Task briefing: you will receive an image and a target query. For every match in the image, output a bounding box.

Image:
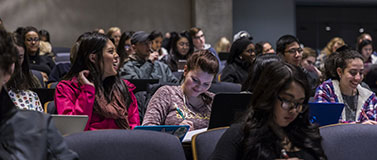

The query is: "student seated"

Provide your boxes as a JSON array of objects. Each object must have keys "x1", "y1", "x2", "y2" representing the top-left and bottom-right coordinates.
[
  {"x1": 55, "y1": 33, "x2": 139, "y2": 130},
  {"x1": 0, "y1": 27, "x2": 77, "y2": 159},
  {"x1": 210, "y1": 62, "x2": 327, "y2": 160},
  {"x1": 142, "y1": 50, "x2": 219, "y2": 130},
  {"x1": 314, "y1": 47, "x2": 377, "y2": 124},
  {"x1": 119, "y1": 31, "x2": 178, "y2": 83},
  {"x1": 6, "y1": 35, "x2": 43, "y2": 111},
  {"x1": 221, "y1": 37, "x2": 255, "y2": 84}
]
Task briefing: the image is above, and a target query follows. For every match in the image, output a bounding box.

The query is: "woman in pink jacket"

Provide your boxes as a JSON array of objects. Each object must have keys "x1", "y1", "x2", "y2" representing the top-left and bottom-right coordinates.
[{"x1": 55, "y1": 33, "x2": 139, "y2": 130}]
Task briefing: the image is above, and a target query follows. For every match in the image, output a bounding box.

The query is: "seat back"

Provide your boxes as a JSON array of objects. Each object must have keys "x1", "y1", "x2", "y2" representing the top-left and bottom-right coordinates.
[
  {"x1": 320, "y1": 124, "x2": 377, "y2": 160},
  {"x1": 31, "y1": 88, "x2": 55, "y2": 106},
  {"x1": 31, "y1": 69, "x2": 45, "y2": 88},
  {"x1": 208, "y1": 81, "x2": 241, "y2": 94},
  {"x1": 44, "y1": 101, "x2": 57, "y2": 114},
  {"x1": 65, "y1": 129, "x2": 186, "y2": 160},
  {"x1": 192, "y1": 127, "x2": 228, "y2": 160},
  {"x1": 47, "y1": 82, "x2": 59, "y2": 89}
]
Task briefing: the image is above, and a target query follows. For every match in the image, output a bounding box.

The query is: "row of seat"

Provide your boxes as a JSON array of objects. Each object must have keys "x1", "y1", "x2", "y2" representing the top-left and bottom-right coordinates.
[{"x1": 63, "y1": 123, "x2": 377, "y2": 160}]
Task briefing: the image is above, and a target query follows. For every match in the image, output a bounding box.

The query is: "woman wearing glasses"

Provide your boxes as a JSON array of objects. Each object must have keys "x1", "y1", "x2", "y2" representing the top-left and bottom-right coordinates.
[
  {"x1": 220, "y1": 37, "x2": 255, "y2": 84},
  {"x1": 315, "y1": 47, "x2": 377, "y2": 124},
  {"x1": 211, "y1": 61, "x2": 327, "y2": 160},
  {"x1": 22, "y1": 26, "x2": 55, "y2": 83}
]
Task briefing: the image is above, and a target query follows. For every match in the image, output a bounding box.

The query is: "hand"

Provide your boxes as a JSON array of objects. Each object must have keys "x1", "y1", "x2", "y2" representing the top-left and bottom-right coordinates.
[
  {"x1": 361, "y1": 120, "x2": 377, "y2": 125},
  {"x1": 41, "y1": 72, "x2": 49, "y2": 83},
  {"x1": 148, "y1": 51, "x2": 159, "y2": 63},
  {"x1": 78, "y1": 70, "x2": 94, "y2": 87},
  {"x1": 179, "y1": 120, "x2": 194, "y2": 131}
]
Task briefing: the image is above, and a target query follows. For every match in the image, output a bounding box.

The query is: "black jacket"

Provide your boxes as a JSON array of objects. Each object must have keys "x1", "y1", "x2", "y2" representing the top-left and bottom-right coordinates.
[
  {"x1": 221, "y1": 58, "x2": 251, "y2": 84},
  {"x1": 0, "y1": 88, "x2": 78, "y2": 160}
]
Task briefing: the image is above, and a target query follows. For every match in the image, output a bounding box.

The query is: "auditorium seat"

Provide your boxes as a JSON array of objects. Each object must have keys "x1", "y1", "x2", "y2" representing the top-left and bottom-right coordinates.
[
  {"x1": 191, "y1": 127, "x2": 228, "y2": 160},
  {"x1": 320, "y1": 123, "x2": 377, "y2": 160},
  {"x1": 65, "y1": 129, "x2": 186, "y2": 160}
]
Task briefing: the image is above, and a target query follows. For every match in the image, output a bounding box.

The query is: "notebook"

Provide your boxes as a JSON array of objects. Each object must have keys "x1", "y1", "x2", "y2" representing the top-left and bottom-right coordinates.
[
  {"x1": 134, "y1": 125, "x2": 190, "y2": 141},
  {"x1": 51, "y1": 114, "x2": 88, "y2": 136},
  {"x1": 309, "y1": 102, "x2": 345, "y2": 126},
  {"x1": 208, "y1": 93, "x2": 253, "y2": 129}
]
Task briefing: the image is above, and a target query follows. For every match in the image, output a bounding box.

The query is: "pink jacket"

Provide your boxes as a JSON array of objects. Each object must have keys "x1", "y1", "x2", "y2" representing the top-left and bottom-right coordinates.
[{"x1": 55, "y1": 77, "x2": 140, "y2": 130}]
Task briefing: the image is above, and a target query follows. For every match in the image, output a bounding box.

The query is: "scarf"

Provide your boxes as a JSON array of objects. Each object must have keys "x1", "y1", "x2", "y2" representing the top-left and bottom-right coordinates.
[{"x1": 93, "y1": 85, "x2": 130, "y2": 129}]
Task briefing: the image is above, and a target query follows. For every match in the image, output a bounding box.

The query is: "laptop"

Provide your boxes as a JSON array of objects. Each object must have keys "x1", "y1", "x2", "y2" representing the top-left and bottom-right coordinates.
[
  {"x1": 309, "y1": 102, "x2": 345, "y2": 126},
  {"x1": 51, "y1": 114, "x2": 88, "y2": 136},
  {"x1": 208, "y1": 93, "x2": 253, "y2": 129},
  {"x1": 134, "y1": 125, "x2": 190, "y2": 141}
]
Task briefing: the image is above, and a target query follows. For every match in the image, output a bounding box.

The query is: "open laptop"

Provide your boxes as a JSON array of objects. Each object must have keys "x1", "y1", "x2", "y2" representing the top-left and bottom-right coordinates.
[
  {"x1": 134, "y1": 125, "x2": 190, "y2": 141},
  {"x1": 208, "y1": 93, "x2": 253, "y2": 129},
  {"x1": 51, "y1": 114, "x2": 88, "y2": 136},
  {"x1": 309, "y1": 102, "x2": 344, "y2": 126}
]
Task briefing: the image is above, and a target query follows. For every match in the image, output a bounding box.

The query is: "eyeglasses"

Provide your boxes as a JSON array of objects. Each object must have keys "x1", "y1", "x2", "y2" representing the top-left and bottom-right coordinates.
[
  {"x1": 277, "y1": 96, "x2": 305, "y2": 113},
  {"x1": 26, "y1": 38, "x2": 40, "y2": 42},
  {"x1": 178, "y1": 42, "x2": 190, "y2": 47},
  {"x1": 285, "y1": 48, "x2": 303, "y2": 54}
]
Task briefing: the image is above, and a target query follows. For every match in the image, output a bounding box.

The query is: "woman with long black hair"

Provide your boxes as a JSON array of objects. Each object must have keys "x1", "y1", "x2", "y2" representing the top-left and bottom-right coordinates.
[{"x1": 211, "y1": 62, "x2": 327, "y2": 160}]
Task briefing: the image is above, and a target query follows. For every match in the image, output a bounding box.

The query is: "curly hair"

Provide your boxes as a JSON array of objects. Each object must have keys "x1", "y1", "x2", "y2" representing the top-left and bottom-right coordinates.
[
  {"x1": 324, "y1": 46, "x2": 363, "y2": 80},
  {"x1": 241, "y1": 61, "x2": 327, "y2": 160}
]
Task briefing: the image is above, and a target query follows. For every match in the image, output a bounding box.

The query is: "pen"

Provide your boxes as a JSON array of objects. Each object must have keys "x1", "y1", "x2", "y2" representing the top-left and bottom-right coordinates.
[{"x1": 175, "y1": 103, "x2": 185, "y2": 120}]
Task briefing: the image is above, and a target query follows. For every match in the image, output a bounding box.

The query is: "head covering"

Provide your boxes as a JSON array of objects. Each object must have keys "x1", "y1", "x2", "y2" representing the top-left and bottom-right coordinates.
[
  {"x1": 233, "y1": 31, "x2": 250, "y2": 42},
  {"x1": 131, "y1": 31, "x2": 150, "y2": 44}
]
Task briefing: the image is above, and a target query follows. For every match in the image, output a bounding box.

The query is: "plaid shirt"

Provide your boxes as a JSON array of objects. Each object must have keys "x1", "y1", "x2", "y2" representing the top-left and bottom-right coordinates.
[{"x1": 314, "y1": 79, "x2": 377, "y2": 122}]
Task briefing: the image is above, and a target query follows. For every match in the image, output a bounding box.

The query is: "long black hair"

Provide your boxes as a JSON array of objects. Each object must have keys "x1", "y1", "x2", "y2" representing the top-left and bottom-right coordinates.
[
  {"x1": 6, "y1": 32, "x2": 41, "y2": 91},
  {"x1": 170, "y1": 31, "x2": 194, "y2": 59},
  {"x1": 241, "y1": 61, "x2": 327, "y2": 160},
  {"x1": 63, "y1": 33, "x2": 131, "y2": 106}
]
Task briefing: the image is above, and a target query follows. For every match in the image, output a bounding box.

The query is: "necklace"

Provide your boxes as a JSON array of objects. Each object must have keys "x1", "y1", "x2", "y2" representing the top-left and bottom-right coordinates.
[{"x1": 180, "y1": 86, "x2": 210, "y2": 120}]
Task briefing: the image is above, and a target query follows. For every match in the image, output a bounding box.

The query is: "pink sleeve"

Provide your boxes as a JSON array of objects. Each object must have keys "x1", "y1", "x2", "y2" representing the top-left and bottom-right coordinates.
[
  {"x1": 124, "y1": 80, "x2": 140, "y2": 129},
  {"x1": 55, "y1": 80, "x2": 95, "y2": 130},
  {"x1": 127, "y1": 89, "x2": 140, "y2": 129}
]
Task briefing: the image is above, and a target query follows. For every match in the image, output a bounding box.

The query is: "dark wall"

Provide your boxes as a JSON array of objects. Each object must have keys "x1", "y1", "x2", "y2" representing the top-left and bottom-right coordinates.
[
  {"x1": 297, "y1": 5, "x2": 377, "y2": 50},
  {"x1": 233, "y1": 0, "x2": 295, "y2": 47}
]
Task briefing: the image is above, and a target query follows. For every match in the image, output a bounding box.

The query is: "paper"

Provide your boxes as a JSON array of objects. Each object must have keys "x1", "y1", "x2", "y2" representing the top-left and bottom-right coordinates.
[{"x1": 182, "y1": 128, "x2": 208, "y2": 142}]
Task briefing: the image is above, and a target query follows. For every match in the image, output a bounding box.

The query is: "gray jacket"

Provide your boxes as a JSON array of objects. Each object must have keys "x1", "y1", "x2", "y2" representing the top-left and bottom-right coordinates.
[{"x1": 119, "y1": 55, "x2": 178, "y2": 84}]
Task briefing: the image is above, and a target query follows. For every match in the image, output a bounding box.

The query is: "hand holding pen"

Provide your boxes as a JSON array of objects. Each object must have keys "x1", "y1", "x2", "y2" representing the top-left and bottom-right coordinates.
[{"x1": 175, "y1": 103, "x2": 194, "y2": 130}]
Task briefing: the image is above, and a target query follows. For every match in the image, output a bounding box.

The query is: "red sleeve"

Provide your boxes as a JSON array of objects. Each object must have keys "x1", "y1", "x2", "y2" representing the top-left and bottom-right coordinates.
[
  {"x1": 123, "y1": 80, "x2": 140, "y2": 129},
  {"x1": 55, "y1": 79, "x2": 95, "y2": 130}
]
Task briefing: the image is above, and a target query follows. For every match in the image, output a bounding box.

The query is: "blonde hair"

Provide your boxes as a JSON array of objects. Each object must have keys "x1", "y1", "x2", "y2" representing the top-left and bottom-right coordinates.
[
  {"x1": 39, "y1": 41, "x2": 52, "y2": 56},
  {"x1": 302, "y1": 47, "x2": 317, "y2": 59},
  {"x1": 106, "y1": 27, "x2": 121, "y2": 37},
  {"x1": 215, "y1": 37, "x2": 231, "y2": 53},
  {"x1": 321, "y1": 37, "x2": 345, "y2": 56}
]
